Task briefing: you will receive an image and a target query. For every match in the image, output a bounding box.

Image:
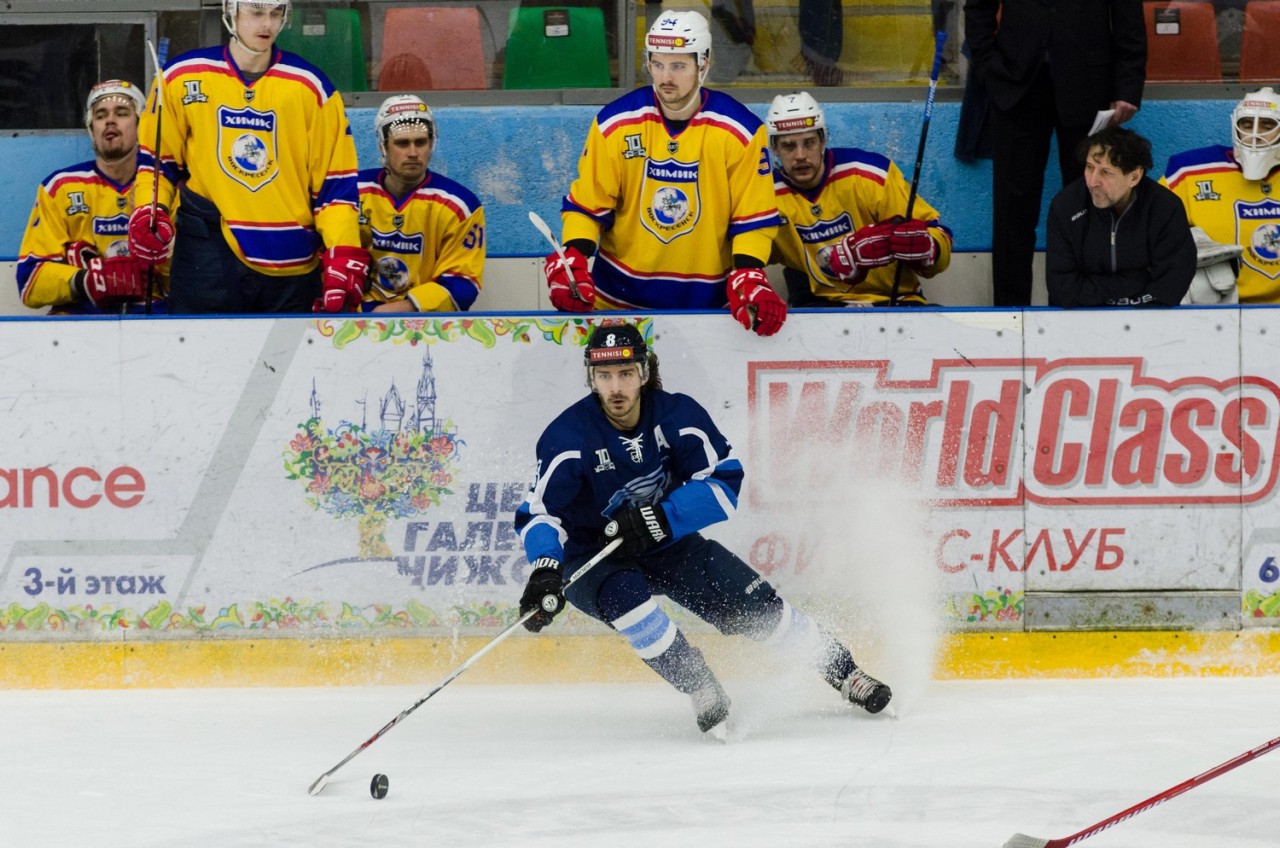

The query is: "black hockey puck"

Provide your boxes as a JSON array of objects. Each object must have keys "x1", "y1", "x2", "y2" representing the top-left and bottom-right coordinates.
[{"x1": 370, "y1": 773, "x2": 389, "y2": 799}]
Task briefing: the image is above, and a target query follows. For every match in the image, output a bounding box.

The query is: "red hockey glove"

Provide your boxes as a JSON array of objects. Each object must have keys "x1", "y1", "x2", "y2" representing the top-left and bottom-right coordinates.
[
  {"x1": 76, "y1": 255, "x2": 147, "y2": 310},
  {"x1": 64, "y1": 240, "x2": 99, "y2": 269},
  {"x1": 833, "y1": 222, "x2": 897, "y2": 279},
  {"x1": 889, "y1": 219, "x2": 938, "y2": 266},
  {"x1": 543, "y1": 246, "x2": 596, "y2": 312},
  {"x1": 313, "y1": 246, "x2": 371, "y2": 313},
  {"x1": 127, "y1": 205, "x2": 175, "y2": 265},
  {"x1": 727, "y1": 268, "x2": 787, "y2": 337}
]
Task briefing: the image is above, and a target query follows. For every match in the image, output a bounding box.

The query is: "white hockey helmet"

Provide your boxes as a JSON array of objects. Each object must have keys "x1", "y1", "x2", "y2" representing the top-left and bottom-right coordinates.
[
  {"x1": 1232, "y1": 87, "x2": 1280, "y2": 181},
  {"x1": 84, "y1": 79, "x2": 145, "y2": 129},
  {"x1": 375, "y1": 94, "x2": 436, "y2": 161},
  {"x1": 222, "y1": 1, "x2": 291, "y2": 48},
  {"x1": 646, "y1": 10, "x2": 712, "y2": 63},
  {"x1": 766, "y1": 92, "x2": 827, "y2": 143}
]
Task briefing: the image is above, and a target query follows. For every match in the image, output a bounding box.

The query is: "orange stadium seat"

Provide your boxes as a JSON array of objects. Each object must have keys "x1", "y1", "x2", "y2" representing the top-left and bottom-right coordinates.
[
  {"x1": 1143, "y1": 2, "x2": 1221, "y2": 82},
  {"x1": 377, "y1": 7, "x2": 487, "y2": 91},
  {"x1": 1241, "y1": 2, "x2": 1280, "y2": 82}
]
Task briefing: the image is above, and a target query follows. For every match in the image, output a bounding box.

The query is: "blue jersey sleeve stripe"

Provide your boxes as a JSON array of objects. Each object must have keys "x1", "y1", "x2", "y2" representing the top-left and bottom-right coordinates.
[{"x1": 437, "y1": 274, "x2": 480, "y2": 310}]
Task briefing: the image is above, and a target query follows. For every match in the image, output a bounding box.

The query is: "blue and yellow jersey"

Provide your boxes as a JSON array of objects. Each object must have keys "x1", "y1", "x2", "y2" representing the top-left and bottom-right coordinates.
[
  {"x1": 1161, "y1": 145, "x2": 1280, "y2": 303},
  {"x1": 135, "y1": 45, "x2": 361, "y2": 277},
  {"x1": 16, "y1": 151, "x2": 168, "y2": 314},
  {"x1": 771, "y1": 148, "x2": 952, "y2": 305},
  {"x1": 357, "y1": 168, "x2": 485, "y2": 311},
  {"x1": 562, "y1": 87, "x2": 781, "y2": 310}
]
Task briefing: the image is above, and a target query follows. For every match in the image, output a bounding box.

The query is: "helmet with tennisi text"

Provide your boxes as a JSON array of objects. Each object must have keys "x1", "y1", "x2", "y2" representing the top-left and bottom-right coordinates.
[
  {"x1": 375, "y1": 94, "x2": 436, "y2": 162},
  {"x1": 584, "y1": 322, "x2": 650, "y2": 387},
  {"x1": 1233, "y1": 87, "x2": 1280, "y2": 181},
  {"x1": 646, "y1": 10, "x2": 712, "y2": 63},
  {"x1": 84, "y1": 79, "x2": 145, "y2": 130},
  {"x1": 766, "y1": 92, "x2": 827, "y2": 142}
]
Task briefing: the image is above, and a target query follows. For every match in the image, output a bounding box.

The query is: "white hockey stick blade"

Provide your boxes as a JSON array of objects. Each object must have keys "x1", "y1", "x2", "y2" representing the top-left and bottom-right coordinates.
[
  {"x1": 527, "y1": 210, "x2": 566, "y2": 263},
  {"x1": 307, "y1": 773, "x2": 331, "y2": 796},
  {"x1": 1002, "y1": 835, "x2": 1049, "y2": 848}
]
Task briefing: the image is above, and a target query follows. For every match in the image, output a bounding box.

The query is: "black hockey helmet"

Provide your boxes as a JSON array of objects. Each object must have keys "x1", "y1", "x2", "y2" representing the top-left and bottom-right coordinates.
[{"x1": 584, "y1": 322, "x2": 650, "y2": 386}]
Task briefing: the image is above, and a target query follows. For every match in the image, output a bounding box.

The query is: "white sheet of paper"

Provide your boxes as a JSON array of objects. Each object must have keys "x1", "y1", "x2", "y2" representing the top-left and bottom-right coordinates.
[{"x1": 1090, "y1": 109, "x2": 1116, "y2": 134}]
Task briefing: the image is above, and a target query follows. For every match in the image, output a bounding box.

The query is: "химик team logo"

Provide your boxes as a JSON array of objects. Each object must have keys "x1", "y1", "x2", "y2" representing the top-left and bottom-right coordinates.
[
  {"x1": 640, "y1": 158, "x2": 700, "y2": 243},
  {"x1": 217, "y1": 106, "x2": 279, "y2": 191}
]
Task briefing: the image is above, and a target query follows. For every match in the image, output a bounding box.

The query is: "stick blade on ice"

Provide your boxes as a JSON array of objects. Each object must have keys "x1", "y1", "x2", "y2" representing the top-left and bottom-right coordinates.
[
  {"x1": 307, "y1": 773, "x2": 330, "y2": 796},
  {"x1": 1002, "y1": 835, "x2": 1051, "y2": 848}
]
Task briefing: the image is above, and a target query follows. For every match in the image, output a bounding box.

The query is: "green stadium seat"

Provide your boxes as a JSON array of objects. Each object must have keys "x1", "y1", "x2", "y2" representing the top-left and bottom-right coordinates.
[
  {"x1": 502, "y1": 6, "x2": 611, "y2": 90},
  {"x1": 276, "y1": 8, "x2": 368, "y2": 92}
]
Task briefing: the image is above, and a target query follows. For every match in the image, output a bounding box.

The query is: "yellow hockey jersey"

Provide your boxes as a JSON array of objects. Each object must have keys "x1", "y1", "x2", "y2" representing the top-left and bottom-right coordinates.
[
  {"x1": 135, "y1": 45, "x2": 361, "y2": 277},
  {"x1": 771, "y1": 148, "x2": 952, "y2": 306},
  {"x1": 562, "y1": 87, "x2": 781, "y2": 310},
  {"x1": 1161, "y1": 145, "x2": 1280, "y2": 303},
  {"x1": 17, "y1": 151, "x2": 168, "y2": 314},
  {"x1": 358, "y1": 168, "x2": 485, "y2": 311}
]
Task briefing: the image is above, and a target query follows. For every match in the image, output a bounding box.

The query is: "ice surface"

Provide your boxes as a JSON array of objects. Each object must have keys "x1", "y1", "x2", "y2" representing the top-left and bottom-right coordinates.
[{"x1": 5, "y1": 676, "x2": 1279, "y2": 847}]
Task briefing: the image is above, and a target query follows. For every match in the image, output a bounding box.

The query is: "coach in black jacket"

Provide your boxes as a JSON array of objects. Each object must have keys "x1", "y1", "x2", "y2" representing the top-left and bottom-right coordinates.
[
  {"x1": 964, "y1": 0, "x2": 1147, "y2": 306},
  {"x1": 1046, "y1": 127, "x2": 1195, "y2": 308}
]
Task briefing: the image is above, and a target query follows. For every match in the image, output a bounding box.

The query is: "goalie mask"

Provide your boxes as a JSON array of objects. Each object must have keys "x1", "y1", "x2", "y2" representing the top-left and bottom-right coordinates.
[
  {"x1": 646, "y1": 11, "x2": 712, "y2": 86},
  {"x1": 1232, "y1": 87, "x2": 1280, "y2": 181},
  {"x1": 766, "y1": 92, "x2": 827, "y2": 144},
  {"x1": 222, "y1": 1, "x2": 291, "y2": 54},
  {"x1": 84, "y1": 79, "x2": 145, "y2": 130},
  {"x1": 375, "y1": 94, "x2": 436, "y2": 163},
  {"x1": 584, "y1": 323, "x2": 649, "y2": 388}
]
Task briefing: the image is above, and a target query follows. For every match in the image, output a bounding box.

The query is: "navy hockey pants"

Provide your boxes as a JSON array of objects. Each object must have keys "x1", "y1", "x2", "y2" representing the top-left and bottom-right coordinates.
[
  {"x1": 168, "y1": 187, "x2": 321, "y2": 314},
  {"x1": 564, "y1": 533, "x2": 782, "y2": 638}
]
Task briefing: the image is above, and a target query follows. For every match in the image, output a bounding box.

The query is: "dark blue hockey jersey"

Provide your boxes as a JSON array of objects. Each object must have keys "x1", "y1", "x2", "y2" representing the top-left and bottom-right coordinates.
[{"x1": 515, "y1": 389, "x2": 744, "y2": 563}]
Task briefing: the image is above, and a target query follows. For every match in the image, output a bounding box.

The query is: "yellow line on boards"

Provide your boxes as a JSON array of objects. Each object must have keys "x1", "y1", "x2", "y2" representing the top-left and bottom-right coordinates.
[{"x1": 1, "y1": 631, "x2": 1278, "y2": 690}]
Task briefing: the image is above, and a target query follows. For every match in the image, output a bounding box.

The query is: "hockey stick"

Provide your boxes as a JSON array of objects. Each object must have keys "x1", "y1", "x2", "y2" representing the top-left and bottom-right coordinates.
[
  {"x1": 142, "y1": 38, "x2": 166, "y2": 315},
  {"x1": 889, "y1": 29, "x2": 947, "y2": 307},
  {"x1": 307, "y1": 537, "x2": 623, "y2": 796},
  {"x1": 528, "y1": 209, "x2": 589, "y2": 305},
  {"x1": 1003, "y1": 734, "x2": 1280, "y2": 848}
]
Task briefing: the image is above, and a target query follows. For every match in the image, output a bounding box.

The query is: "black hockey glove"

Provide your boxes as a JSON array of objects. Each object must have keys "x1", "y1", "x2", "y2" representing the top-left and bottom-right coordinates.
[
  {"x1": 519, "y1": 558, "x2": 565, "y2": 633},
  {"x1": 600, "y1": 504, "x2": 672, "y2": 557}
]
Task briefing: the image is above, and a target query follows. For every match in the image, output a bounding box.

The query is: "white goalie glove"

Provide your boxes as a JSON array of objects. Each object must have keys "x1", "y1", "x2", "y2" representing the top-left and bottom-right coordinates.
[{"x1": 1182, "y1": 226, "x2": 1242, "y2": 305}]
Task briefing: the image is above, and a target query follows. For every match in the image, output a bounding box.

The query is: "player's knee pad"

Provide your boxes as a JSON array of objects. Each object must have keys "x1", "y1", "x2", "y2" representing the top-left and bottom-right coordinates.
[{"x1": 612, "y1": 599, "x2": 679, "y2": 660}]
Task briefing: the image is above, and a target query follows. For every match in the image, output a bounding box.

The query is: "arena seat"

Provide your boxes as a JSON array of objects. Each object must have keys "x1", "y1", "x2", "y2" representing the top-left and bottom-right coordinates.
[
  {"x1": 1241, "y1": 1, "x2": 1280, "y2": 82},
  {"x1": 502, "y1": 6, "x2": 611, "y2": 89},
  {"x1": 275, "y1": 8, "x2": 367, "y2": 92},
  {"x1": 377, "y1": 7, "x2": 487, "y2": 91},
  {"x1": 1143, "y1": 1, "x2": 1221, "y2": 82}
]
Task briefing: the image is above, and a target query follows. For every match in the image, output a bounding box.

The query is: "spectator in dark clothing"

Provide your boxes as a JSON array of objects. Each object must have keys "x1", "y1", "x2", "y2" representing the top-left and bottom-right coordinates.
[
  {"x1": 965, "y1": 0, "x2": 1147, "y2": 306},
  {"x1": 1046, "y1": 127, "x2": 1195, "y2": 308}
]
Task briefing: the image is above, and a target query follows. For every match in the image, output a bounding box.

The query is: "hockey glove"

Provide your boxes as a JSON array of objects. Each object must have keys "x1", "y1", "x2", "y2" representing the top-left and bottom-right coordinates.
[
  {"x1": 519, "y1": 558, "x2": 565, "y2": 633},
  {"x1": 127, "y1": 205, "x2": 175, "y2": 265},
  {"x1": 63, "y1": 241, "x2": 99, "y2": 269},
  {"x1": 601, "y1": 504, "x2": 673, "y2": 558},
  {"x1": 313, "y1": 246, "x2": 372, "y2": 313},
  {"x1": 888, "y1": 220, "x2": 938, "y2": 266},
  {"x1": 726, "y1": 268, "x2": 787, "y2": 336},
  {"x1": 543, "y1": 246, "x2": 596, "y2": 312},
  {"x1": 75, "y1": 255, "x2": 148, "y2": 310}
]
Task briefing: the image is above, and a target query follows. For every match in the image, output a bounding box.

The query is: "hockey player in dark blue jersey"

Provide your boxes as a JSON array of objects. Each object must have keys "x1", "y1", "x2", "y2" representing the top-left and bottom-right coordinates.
[{"x1": 514, "y1": 321, "x2": 891, "y2": 735}]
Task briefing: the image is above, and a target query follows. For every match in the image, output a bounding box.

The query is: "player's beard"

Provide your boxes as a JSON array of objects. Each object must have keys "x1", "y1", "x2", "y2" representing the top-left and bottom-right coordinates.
[{"x1": 602, "y1": 391, "x2": 640, "y2": 427}]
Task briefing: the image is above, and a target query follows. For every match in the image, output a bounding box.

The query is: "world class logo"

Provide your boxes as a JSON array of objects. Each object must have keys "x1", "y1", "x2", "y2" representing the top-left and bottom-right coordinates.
[{"x1": 748, "y1": 357, "x2": 1280, "y2": 507}]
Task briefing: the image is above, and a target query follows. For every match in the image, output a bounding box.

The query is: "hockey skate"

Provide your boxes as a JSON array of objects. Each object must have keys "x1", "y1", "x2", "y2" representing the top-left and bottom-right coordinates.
[
  {"x1": 839, "y1": 666, "x2": 892, "y2": 715},
  {"x1": 689, "y1": 675, "x2": 731, "y2": 736}
]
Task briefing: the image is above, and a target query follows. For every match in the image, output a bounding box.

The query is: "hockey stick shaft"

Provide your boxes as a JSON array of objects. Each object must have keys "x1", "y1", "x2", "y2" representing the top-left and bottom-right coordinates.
[
  {"x1": 528, "y1": 209, "x2": 588, "y2": 304},
  {"x1": 143, "y1": 38, "x2": 165, "y2": 316},
  {"x1": 890, "y1": 29, "x2": 947, "y2": 307},
  {"x1": 1003, "y1": 734, "x2": 1280, "y2": 848},
  {"x1": 307, "y1": 538, "x2": 623, "y2": 796}
]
